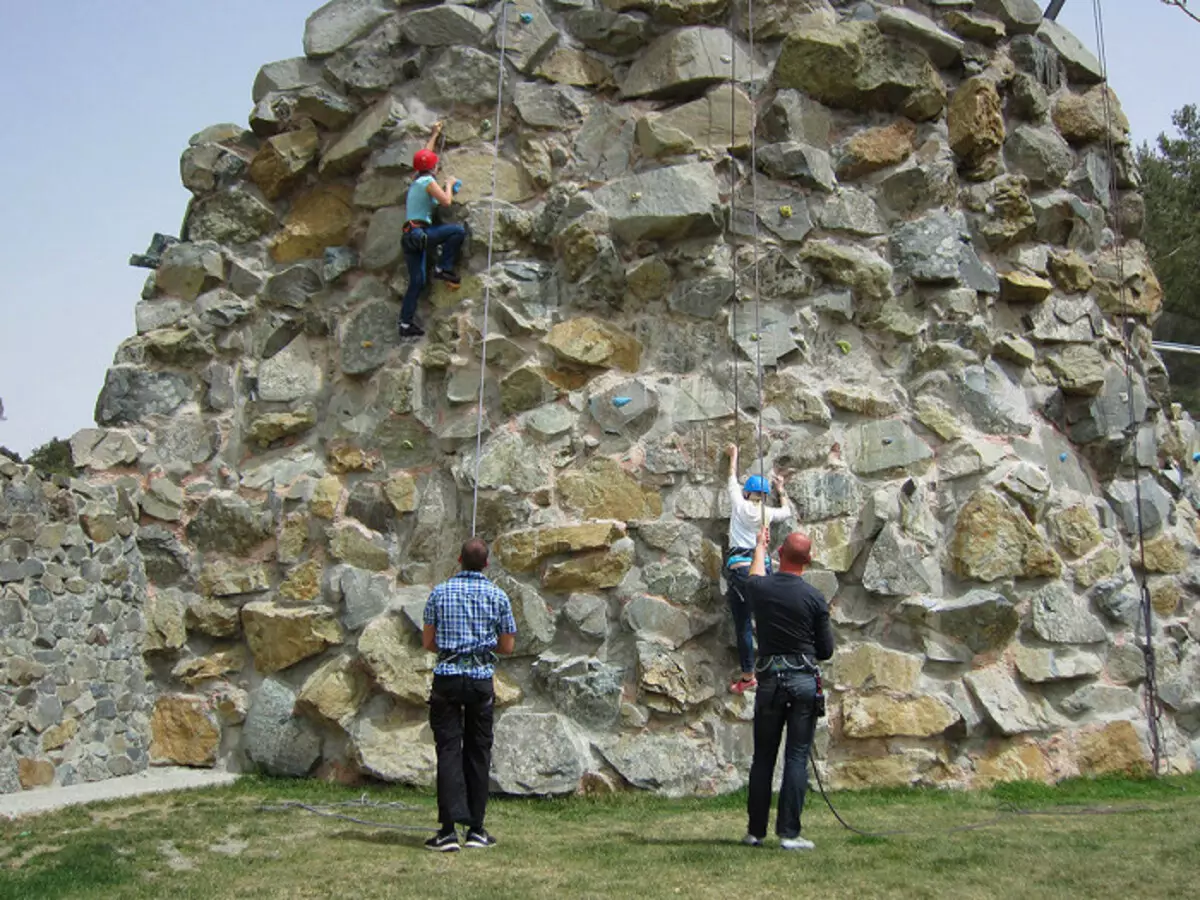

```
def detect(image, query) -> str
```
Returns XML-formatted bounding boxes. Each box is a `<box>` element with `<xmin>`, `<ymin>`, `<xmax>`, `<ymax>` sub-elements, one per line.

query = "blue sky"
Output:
<box><xmin>0</xmin><ymin>0</ymin><xmax>1195</xmax><ymax>455</ymax></box>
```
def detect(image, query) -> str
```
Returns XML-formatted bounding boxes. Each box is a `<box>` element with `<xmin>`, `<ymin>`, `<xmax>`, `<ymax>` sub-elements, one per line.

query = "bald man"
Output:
<box><xmin>740</xmin><ymin>525</ymin><xmax>834</xmax><ymax>850</ymax></box>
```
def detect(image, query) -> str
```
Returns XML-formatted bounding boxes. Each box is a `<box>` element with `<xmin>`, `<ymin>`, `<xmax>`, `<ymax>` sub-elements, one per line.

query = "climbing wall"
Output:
<box><xmin>7</xmin><ymin>0</ymin><xmax>1199</xmax><ymax>795</ymax></box>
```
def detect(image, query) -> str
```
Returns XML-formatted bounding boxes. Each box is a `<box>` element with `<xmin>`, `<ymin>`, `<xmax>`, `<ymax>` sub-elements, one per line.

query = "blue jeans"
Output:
<box><xmin>726</xmin><ymin>565</ymin><xmax>755</xmax><ymax>674</ymax></box>
<box><xmin>400</xmin><ymin>223</ymin><xmax>465</xmax><ymax>324</ymax></box>
<box><xmin>747</xmin><ymin>670</ymin><xmax>818</xmax><ymax>840</ymax></box>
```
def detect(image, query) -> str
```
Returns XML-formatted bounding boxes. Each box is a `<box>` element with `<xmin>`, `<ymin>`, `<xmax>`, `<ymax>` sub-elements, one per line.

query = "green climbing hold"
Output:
<box><xmin>779</xmin><ymin>205</ymin><xmax>793</xmax><ymax>219</ymax></box>
<box><xmin>836</xmin><ymin>340</ymin><xmax>852</xmax><ymax>354</ymax></box>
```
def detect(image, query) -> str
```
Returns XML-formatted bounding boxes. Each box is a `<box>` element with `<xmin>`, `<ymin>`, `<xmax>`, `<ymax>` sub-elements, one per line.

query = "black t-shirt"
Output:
<box><xmin>746</xmin><ymin>572</ymin><xmax>834</xmax><ymax>661</ymax></box>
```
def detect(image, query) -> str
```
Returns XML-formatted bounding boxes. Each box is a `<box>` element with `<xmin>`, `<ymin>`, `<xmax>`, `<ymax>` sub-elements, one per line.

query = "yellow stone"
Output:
<box><xmin>149</xmin><ymin>695</ymin><xmax>220</xmax><ymax>767</ymax></box>
<box><xmin>1149</xmin><ymin>578</ymin><xmax>1181</xmax><ymax>616</ymax></box>
<box><xmin>1047</xmin><ymin>250</ymin><xmax>1094</xmax><ymax>294</ymax></box>
<box><xmin>1073</xmin><ymin>546</ymin><xmax>1120</xmax><ymax>588</ymax></box>
<box><xmin>328</xmin><ymin>445</ymin><xmax>373</xmax><ymax>473</ymax></box>
<box><xmin>270</xmin><ymin>185</ymin><xmax>354</xmax><ymax>263</ymax></box>
<box><xmin>1048</xmin><ymin>504</ymin><xmax>1103</xmax><ymax>559</ymax></box>
<box><xmin>494</xmin><ymin>671</ymin><xmax>524</xmax><ymax>706</ymax></box>
<box><xmin>828</xmin><ymin>644</ymin><xmax>923</xmax><ymax>693</ymax></box>
<box><xmin>1076</xmin><ymin>721</ymin><xmax>1148</xmax><ymax>776</ymax></box>
<box><xmin>1137</xmin><ymin>533</ymin><xmax>1187</xmax><ymax>574</ymax></box>
<box><xmin>974</xmin><ymin>741</ymin><xmax>1050</xmax><ymax>787</ymax></box>
<box><xmin>249</xmin><ymin>124</ymin><xmax>320</xmax><ymax>199</ymax></box>
<box><xmin>384</xmin><ymin>472</ymin><xmax>418</xmax><ymax>514</ymax></box>
<box><xmin>171</xmin><ymin>648</ymin><xmax>247</xmax><ymax>687</ymax></box>
<box><xmin>18</xmin><ymin>758</ymin><xmax>55</xmax><ymax>789</ymax></box>
<box><xmin>999</xmin><ymin>270</ymin><xmax>1054</xmax><ymax>304</ymax></box>
<box><xmin>535</xmin><ymin>47</ymin><xmax>612</xmax><ymax>86</ymax></box>
<box><xmin>278</xmin><ymin>513</ymin><xmax>309</xmax><ymax>564</ymax></box>
<box><xmin>442</xmin><ymin>149</ymin><xmax>534</xmax><ymax>204</ymax></box>
<box><xmin>828</xmin><ymin>754</ymin><xmax>922</xmax><ymax>790</ymax></box>
<box><xmin>311</xmin><ymin>475</ymin><xmax>343</xmax><ymax>519</ymax></box>
<box><xmin>838</xmin><ymin>120</ymin><xmax>917</xmax><ymax>179</ymax></box>
<box><xmin>557</xmin><ymin>459</ymin><xmax>662</xmax><ymax>522</ymax></box>
<box><xmin>841</xmin><ymin>694</ymin><xmax>960</xmax><ymax>738</ymax></box>
<box><xmin>543</xmin><ymin>317</ymin><xmax>643</xmax><ymax>372</ymax></box>
<box><xmin>915</xmin><ymin>396</ymin><xmax>963</xmax><ymax>441</ymax></box>
<box><xmin>242</xmin><ymin>602</ymin><xmax>343</xmax><ymax>674</ymax></box>
<box><xmin>358</xmin><ymin>614</ymin><xmax>435</xmax><ymax>706</ymax></box>
<box><xmin>543</xmin><ymin>545</ymin><xmax>635</xmax><ymax>592</ymax></box>
<box><xmin>297</xmin><ymin>654</ymin><xmax>369</xmax><ymax>725</ymax></box>
<box><xmin>279</xmin><ymin>559</ymin><xmax>323</xmax><ymax>604</ymax></box>
<box><xmin>948</xmin><ymin>489</ymin><xmax>1062</xmax><ymax>582</ymax></box>
<box><xmin>494</xmin><ymin>522</ymin><xmax>624</xmax><ymax>573</ymax></box>
<box><xmin>41</xmin><ymin>719</ymin><xmax>79</xmax><ymax>752</ymax></box>
<box><xmin>948</xmin><ymin>77</ymin><xmax>1004</xmax><ymax>167</ymax></box>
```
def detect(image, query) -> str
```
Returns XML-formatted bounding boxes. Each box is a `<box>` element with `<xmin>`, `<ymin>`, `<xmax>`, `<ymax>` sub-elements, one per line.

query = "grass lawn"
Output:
<box><xmin>2</xmin><ymin>773</ymin><xmax>1199</xmax><ymax>900</ymax></box>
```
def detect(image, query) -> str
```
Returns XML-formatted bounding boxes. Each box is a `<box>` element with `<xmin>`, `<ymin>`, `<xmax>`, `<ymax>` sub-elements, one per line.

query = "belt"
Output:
<box><xmin>403</xmin><ymin>220</ymin><xmax>431</xmax><ymax>231</ymax></box>
<box><xmin>437</xmin><ymin>649</ymin><xmax>497</xmax><ymax>669</ymax></box>
<box><xmin>755</xmin><ymin>653</ymin><xmax>818</xmax><ymax>674</ymax></box>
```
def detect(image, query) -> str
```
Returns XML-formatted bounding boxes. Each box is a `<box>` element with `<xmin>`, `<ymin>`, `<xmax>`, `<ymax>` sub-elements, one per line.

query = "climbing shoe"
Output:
<box><xmin>399</xmin><ymin>320</ymin><xmax>425</xmax><ymax>339</ymax></box>
<box><xmin>433</xmin><ymin>268</ymin><xmax>461</xmax><ymax>288</ymax></box>
<box><xmin>425</xmin><ymin>827</ymin><xmax>460</xmax><ymax>852</ymax></box>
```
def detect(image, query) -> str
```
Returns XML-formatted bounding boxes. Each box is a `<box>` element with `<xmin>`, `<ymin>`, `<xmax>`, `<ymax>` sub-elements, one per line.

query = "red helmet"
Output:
<box><xmin>413</xmin><ymin>149</ymin><xmax>439</xmax><ymax>172</ymax></box>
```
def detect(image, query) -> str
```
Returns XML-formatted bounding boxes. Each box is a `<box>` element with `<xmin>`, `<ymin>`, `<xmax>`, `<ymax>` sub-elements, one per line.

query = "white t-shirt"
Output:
<box><xmin>727</xmin><ymin>473</ymin><xmax>791</xmax><ymax>550</ymax></box>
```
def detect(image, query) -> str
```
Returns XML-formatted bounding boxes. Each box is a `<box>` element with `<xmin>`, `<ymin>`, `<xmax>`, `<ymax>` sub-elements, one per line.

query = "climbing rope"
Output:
<box><xmin>468</xmin><ymin>0</ymin><xmax>512</xmax><ymax>537</ymax></box>
<box><xmin>728</xmin><ymin>13</ymin><xmax>740</xmax><ymax>436</ymax></box>
<box><xmin>259</xmin><ymin>797</ymin><xmax>434</xmax><ymax>833</ymax></box>
<box><xmin>746</xmin><ymin>0</ymin><xmax>767</xmax><ymax>505</ymax></box>
<box><xmin>1091</xmin><ymin>0</ymin><xmax>1165</xmax><ymax>775</ymax></box>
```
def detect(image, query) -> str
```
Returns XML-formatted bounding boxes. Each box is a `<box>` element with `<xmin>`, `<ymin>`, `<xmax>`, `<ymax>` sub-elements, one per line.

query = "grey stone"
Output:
<box><xmin>304</xmin><ymin>0</ymin><xmax>392</xmax><ymax>57</ymax></box>
<box><xmin>599</xmin><ymin>732</ymin><xmax>735</xmax><ymax>798</ymax></box>
<box><xmin>258</xmin><ymin>336</ymin><xmax>322</xmax><ymax>402</ymax></box>
<box><xmin>737</xmin><ymin>183</ymin><xmax>813</xmax><ymax>245</ymax></box>
<box><xmin>660</xmin><ymin>374</ymin><xmax>734</xmax><ymax>423</ymax></box>
<box><xmin>565</xmin><ymin>9</ymin><xmax>646</xmax><ymax>57</ymax></box>
<box><xmin>492</xmin><ymin>0</ymin><xmax>558</xmax><ymax>74</ymax></box>
<box><xmin>326</xmin><ymin>17</ymin><xmax>404</xmax><ymax>92</ymax></box>
<box><xmin>976</xmin><ymin>0</ymin><xmax>1043</xmax><ymax>34</ymax></box>
<box><xmin>243</xmin><ymin>678</ymin><xmax>321</xmax><ymax>776</ymax></box>
<box><xmin>877</xmin><ymin>7</ymin><xmax>964</xmax><ymax>67</ymax></box>
<box><xmin>94</xmin><ymin>367</ymin><xmax>192</xmax><ymax>427</ymax></box>
<box><xmin>593</xmin><ymin>163</ymin><xmax>721</xmax><ymax>242</ymax></box>
<box><xmin>1029</xmin><ymin>582</ymin><xmax>1107</xmax><ymax>644</ymax></box>
<box><xmin>70</xmin><ymin>429</ymin><xmax>141</xmax><ymax>471</ymax></box>
<box><xmin>621</xmin><ymin>594</ymin><xmax>694</xmax><ymax>650</ymax></box>
<box><xmin>904</xmin><ymin>589</ymin><xmax>1019</xmax><ymax>654</ymax></box>
<box><xmin>187</xmin><ymin>188</ymin><xmax>277</xmax><ymax>244</ymax></box>
<box><xmin>400</xmin><ymin>5</ymin><xmax>493</xmax><ymax>46</ymax></box>
<box><xmin>361</xmin><ymin>207</ymin><xmax>407</xmax><ymax>271</ymax></box>
<box><xmin>1068</xmin><ymin>151</ymin><xmax>1113</xmax><ymax>208</ymax></box>
<box><xmin>1060</xmin><ymin>683</ymin><xmax>1140</xmax><ymax>719</ymax></box>
<box><xmin>758</xmin><ymin>143</ymin><xmax>837</xmax><ymax>192</ymax></box>
<box><xmin>253</xmin><ymin>57</ymin><xmax>326</xmax><ymax>102</ymax></box>
<box><xmin>422</xmin><ymin>46</ymin><xmax>505</xmax><ymax>106</ymax></box>
<box><xmin>533</xmin><ymin>656</ymin><xmax>624</xmax><ymax>729</ymax></box>
<box><xmin>340</xmin><ymin>299</ymin><xmax>402</xmax><ymax>376</ymax></box>
<box><xmin>491</xmin><ymin>711</ymin><xmax>586</xmax><ymax>795</ymax></box>
<box><xmin>642</xmin><ymin>559</ymin><xmax>707</xmax><ymax>605</ymax></box>
<box><xmin>514</xmin><ymin>82</ymin><xmax>590</xmax><ymax>129</ymax></box>
<box><xmin>156</xmin><ymin>243</ymin><xmax>224</xmax><ymax>300</ymax></box>
<box><xmin>862</xmin><ymin>523</ymin><xmax>943</xmax><ymax>597</ymax></box>
<box><xmin>621</xmin><ymin>27</ymin><xmax>753</xmax><ymax>100</ymax></box>
<box><xmin>845</xmin><ymin>420</ymin><xmax>933</xmax><ymax>476</ymax></box>
<box><xmin>563</xmin><ymin>593</ymin><xmax>608</xmax><ymax>639</ymax></box>
<box><xmin>764</xmin><ymin>90</ymin><xmax>833</xmax><ymax>148</ymax></box>
<box><xmin>1036</xmin><ymin>18</ymin><xmax>1104</xmax><ymax>84</ymax></box>
<box><xmin>788</xmin><ymin>470</ymin><xmax>861</xmax><ymax>523</ymax></box>
<box><xmin>1090</xmin><ymin>578</ymin><xmax>1141</xmax><ymax>626</ymax></box>
<box><xmin>728</xmin><ymin>303</ymin><xmax>798</xmax><ymax>367</ymax></box>
<box><xmin>965</xmin><ymin>665</ymin><xmax>1047</xmax><ymax>735</ymax></box>
<box><xmin>890</xmin><ymin>210</ymin><xmax>977</xmax><ymax>284</ymax></box>
<box><xmin>1014</xmin><ymin>644</ymin><xmax>1103</xmax><ymax>683</ymax></box>
<box><xmin>1064</xmin><ymin>366</ymin><xmax>1149</xmax><ymax>445</ymax></box>
<box><xmin>589</xmin><ymin>380</ymin><xmax>658</xmax><ymax>436</ymax></box>
<box><xmin>816</xmin><ymin>189</ymin><xmax>885</xmax><ymax>237</ymax></box>
<box><xmin>266</xmin><ymin>264</ymin><xmax>323</xmax><ymax>309</ymax></box>
<box><xmin>571</xmin><ymin>105</ymin><xmax>636</xmax><ymax>182</ymax></box>
<box><xmin>1104</xmin><ymin>478</ymin><xmax>1173</xmax><ymax>536</ymax></box>
<box><xmin>135</xmin><ymin>299</ymin><xmax>188</xmax><ymax>334</ymax></box>
<box><xmin>1006</xmin><ymin>125</ymin><xmax>1073</xmax><ymax>188</ymax></box>
<box><xmin>1032</xmin><ymin>192</ymin><xmax>1105</xmax><ymax>251</ymax></box>
<box><xmin>956</xmin><ymin>360</ymin><xmax>1034</xmax><ymax>436</ymax></box>
<box><xmin>185</xmin><ymin>494</ymin><xmax>272</xmax><ymax>554</ymax></box>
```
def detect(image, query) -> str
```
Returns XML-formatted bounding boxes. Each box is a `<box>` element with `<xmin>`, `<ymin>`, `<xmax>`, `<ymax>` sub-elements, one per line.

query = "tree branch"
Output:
<box><xmin>1163</xmin><ymin>0</ymin><xmax>1200</xmax><ymax>25</ymax></box>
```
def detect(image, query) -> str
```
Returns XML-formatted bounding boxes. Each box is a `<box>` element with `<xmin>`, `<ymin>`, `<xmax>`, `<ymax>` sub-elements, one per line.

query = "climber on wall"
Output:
<box><xmin>399</xmin><ymin>121</ymin><xmax>465</xmax><ymax>339</ymax></box>
<box><xmin>725</xmin><ymin>443</ymin><xmax>792</xmax><ymax>695</ymax></box>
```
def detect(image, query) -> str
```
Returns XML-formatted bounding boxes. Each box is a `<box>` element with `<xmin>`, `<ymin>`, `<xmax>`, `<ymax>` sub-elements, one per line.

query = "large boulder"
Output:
<box><xmin>774</xmin><ymin>21</ymin><xmax>946</xmax><ymax>121</ymax></box>
<box><xmin>242</xmin><ymin>603</ymin><xmax>343</xmax><ymax>674</ymax></box>
<box><xmin>621</xmin><ymin>27</ymin><xmax>753</xmax><ymax>100</ymax></box>
<box><xmin>357</xmin><ymin>612</ymin><xmax>435</xmax><ymax>705</ymax></box>
<box><xmin>947</xmin><ymin>490</ymin><xmax>1062</xmax><ymax>582</ymax></box>
<box><xmin>243</xmin><ymin>678</ymin><xmax>322</xmax><ymax>776</ymax></box>
<box><xmin>491</xmin><ymin>711</ymin><xmax>588</xmax><ymax>795</ymax></box>
<box><xmin>304</xmin><ymin>0</ymin><xmax>392</xmax><ymax>57</ymax></box>
<box><xmin>593</xmin><ymin>163</ymin><xmax>722</xmax><ymax>242</ymax></box>
<box><xmin>148</xmin><ymin>695</ymin><xmax>220</xmax><ymax>767</ymax></box>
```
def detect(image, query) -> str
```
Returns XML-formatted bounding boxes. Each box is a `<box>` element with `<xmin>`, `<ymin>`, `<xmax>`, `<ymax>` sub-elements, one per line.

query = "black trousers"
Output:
<box><xmin>428</xmin><ymin>674</ymin><xmax>495</xmax><ymax>830</ymax></box>
<box><xmin>747</xmin><ymin>670</ymin><xmax>818</xmax><ymax>839</ymax></box>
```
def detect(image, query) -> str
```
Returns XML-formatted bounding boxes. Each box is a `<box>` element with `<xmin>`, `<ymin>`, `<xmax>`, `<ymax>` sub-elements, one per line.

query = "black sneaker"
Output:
<box><xmin>433</xmin><ymin>268</ymin><xmax>461</xmax><ymax>288</ymax></box>
<box><xmin>399</xmin><ymin>320</ymin><xmax>425</xmax><ymax>339</ymax></box>
<box><xmin>425</xmin><ymin>827</ymin><xmax>460</xmax><ymax>852</ymax></box>
<box><xmin>464</xmin><ymin>828</ymin><xmax>496</xmax><ymax>849</ymax></box>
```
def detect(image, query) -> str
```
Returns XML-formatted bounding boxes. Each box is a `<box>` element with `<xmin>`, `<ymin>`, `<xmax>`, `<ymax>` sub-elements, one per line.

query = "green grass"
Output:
<box><xmin>2</xmin><ymin>774</ymin><xmax>1199</xmax><ymax>900</ymax></box>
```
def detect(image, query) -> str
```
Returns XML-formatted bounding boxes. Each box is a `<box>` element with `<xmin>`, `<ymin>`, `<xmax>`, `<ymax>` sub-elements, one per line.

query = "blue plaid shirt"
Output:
<box><xmin>423</xmin><ymin>571</ymin><xmax>516</xmax><ymax>678</ymax></box>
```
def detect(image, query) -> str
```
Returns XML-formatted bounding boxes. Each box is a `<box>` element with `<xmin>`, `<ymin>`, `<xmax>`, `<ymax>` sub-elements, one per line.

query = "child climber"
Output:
<box><xmin>399</xmin><ymin>122</ymin><xmax>465</xmax><ymax>339</ymax></box>
<box><xmin>724</xmin><ymin>443</ymin><xmax>793</xmax><ymax>694</ymax></box>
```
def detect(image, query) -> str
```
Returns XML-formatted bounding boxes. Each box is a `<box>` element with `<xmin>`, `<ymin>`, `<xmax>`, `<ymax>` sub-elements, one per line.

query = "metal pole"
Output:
<box><xmin>1045</xmin><ymin>0</ymin><xmax>1068</xmax><ymax>20</ymax></box>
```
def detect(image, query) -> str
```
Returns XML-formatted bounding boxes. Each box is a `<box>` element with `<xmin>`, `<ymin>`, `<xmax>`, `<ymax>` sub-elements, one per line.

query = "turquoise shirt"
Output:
<box><xmin>406</xmin><ymin>174</ymin><xmax>436</xmax><ymax>224</ymax></box>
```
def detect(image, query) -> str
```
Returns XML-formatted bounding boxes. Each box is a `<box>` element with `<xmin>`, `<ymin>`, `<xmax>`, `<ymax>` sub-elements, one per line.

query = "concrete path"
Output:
<box><xmin>0</xmin><ymin>768</ymin><xmax>239</xmax><ymax>820</ymax></box>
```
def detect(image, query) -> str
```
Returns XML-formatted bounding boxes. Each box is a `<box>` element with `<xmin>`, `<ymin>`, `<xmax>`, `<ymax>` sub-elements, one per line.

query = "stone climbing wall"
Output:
<box><xmin>1</xmin><ymin>459</ymin><xmax>152</xmax><ymax>793</ymax></box>
<box><xmin>18</xmin><ymin>0</ymin><xmax>1200</xmax><ymax>795</ymax></box>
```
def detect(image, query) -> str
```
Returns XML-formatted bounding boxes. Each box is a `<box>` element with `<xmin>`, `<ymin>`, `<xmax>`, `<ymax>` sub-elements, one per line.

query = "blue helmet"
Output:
<box><xmin>743</xmin><ymin>474</ymin><xmax>770</xmax><ymax>496</ymax></box>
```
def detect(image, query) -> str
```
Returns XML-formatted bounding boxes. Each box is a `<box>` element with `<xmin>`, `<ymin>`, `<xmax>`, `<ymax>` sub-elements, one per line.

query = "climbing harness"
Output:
<box><xmin>468</xmin><ymin>0</ymin><xmax>512</xmax><ymax>538</ymax></box>
<box><xmin>436</xmin><ymin>648</ymin><xmax>499</xmax><ymax>670</ymax></box>
<box><xmin>753</xmin><ymin>654</ymin><xmax>826</xmax><ymax>718</ymax></box>
<box><xmin>1091</xmin><ymin>0</ymin><xmax>1165</xmax><ymax>775</ymax></box>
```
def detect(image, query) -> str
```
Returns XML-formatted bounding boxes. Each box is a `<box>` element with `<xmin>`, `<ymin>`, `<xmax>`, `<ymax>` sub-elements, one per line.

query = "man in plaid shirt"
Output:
<box><xmin>421</xmin><ymin>537</ymin><xmax>516</xmax><ymax>852</ymax></box>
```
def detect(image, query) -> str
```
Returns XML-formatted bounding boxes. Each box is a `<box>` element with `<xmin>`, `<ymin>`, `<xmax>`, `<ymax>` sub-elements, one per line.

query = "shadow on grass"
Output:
<box><xmin>329</xmin><ymin>828</ymin><xmax>425</xmax><ymax>849</ymax></box>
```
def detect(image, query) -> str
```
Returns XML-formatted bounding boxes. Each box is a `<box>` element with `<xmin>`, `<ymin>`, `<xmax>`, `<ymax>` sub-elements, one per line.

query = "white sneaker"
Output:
<box><xmin>780</xmin><ymin>836</ymin><xmax>815</xmax><ymax>851</ymax></box>
<box><xmin>741</xmin><ymin>833</ymin><xmax>764</xmax><ymax>847</ymax></box>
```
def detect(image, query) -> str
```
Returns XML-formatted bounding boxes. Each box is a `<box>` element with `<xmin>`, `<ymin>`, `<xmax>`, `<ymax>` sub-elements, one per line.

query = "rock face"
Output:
<box><xmin>7</xmin><ymin>2</ymin><xmax>1193</xmax><ymax>799</ymax></box>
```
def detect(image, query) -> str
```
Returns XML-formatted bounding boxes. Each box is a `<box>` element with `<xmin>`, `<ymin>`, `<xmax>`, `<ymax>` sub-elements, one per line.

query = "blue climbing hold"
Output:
<box><xmin>1059</xmin><ymin>452</ymin><xmax>1068</xmax><ymax>462</ymax></box>
<box><xmin>452</xmin><ymin>179</ymin><xmax>463</xmax><ymax>195</ymax></box>
<box><xmin>613</xmin><ymin>397</ymin><xmax>633</xmax><ymax>408</ymax></box>
<box><xmin>520</xmin><ymin>12</ymin><xmax>534</xmax><ymax>23</ymax></box>
<box><xmin>1193</xmin><ymin>452</ymin><xmax>1200</xmax><ymax>463</ymax></box>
